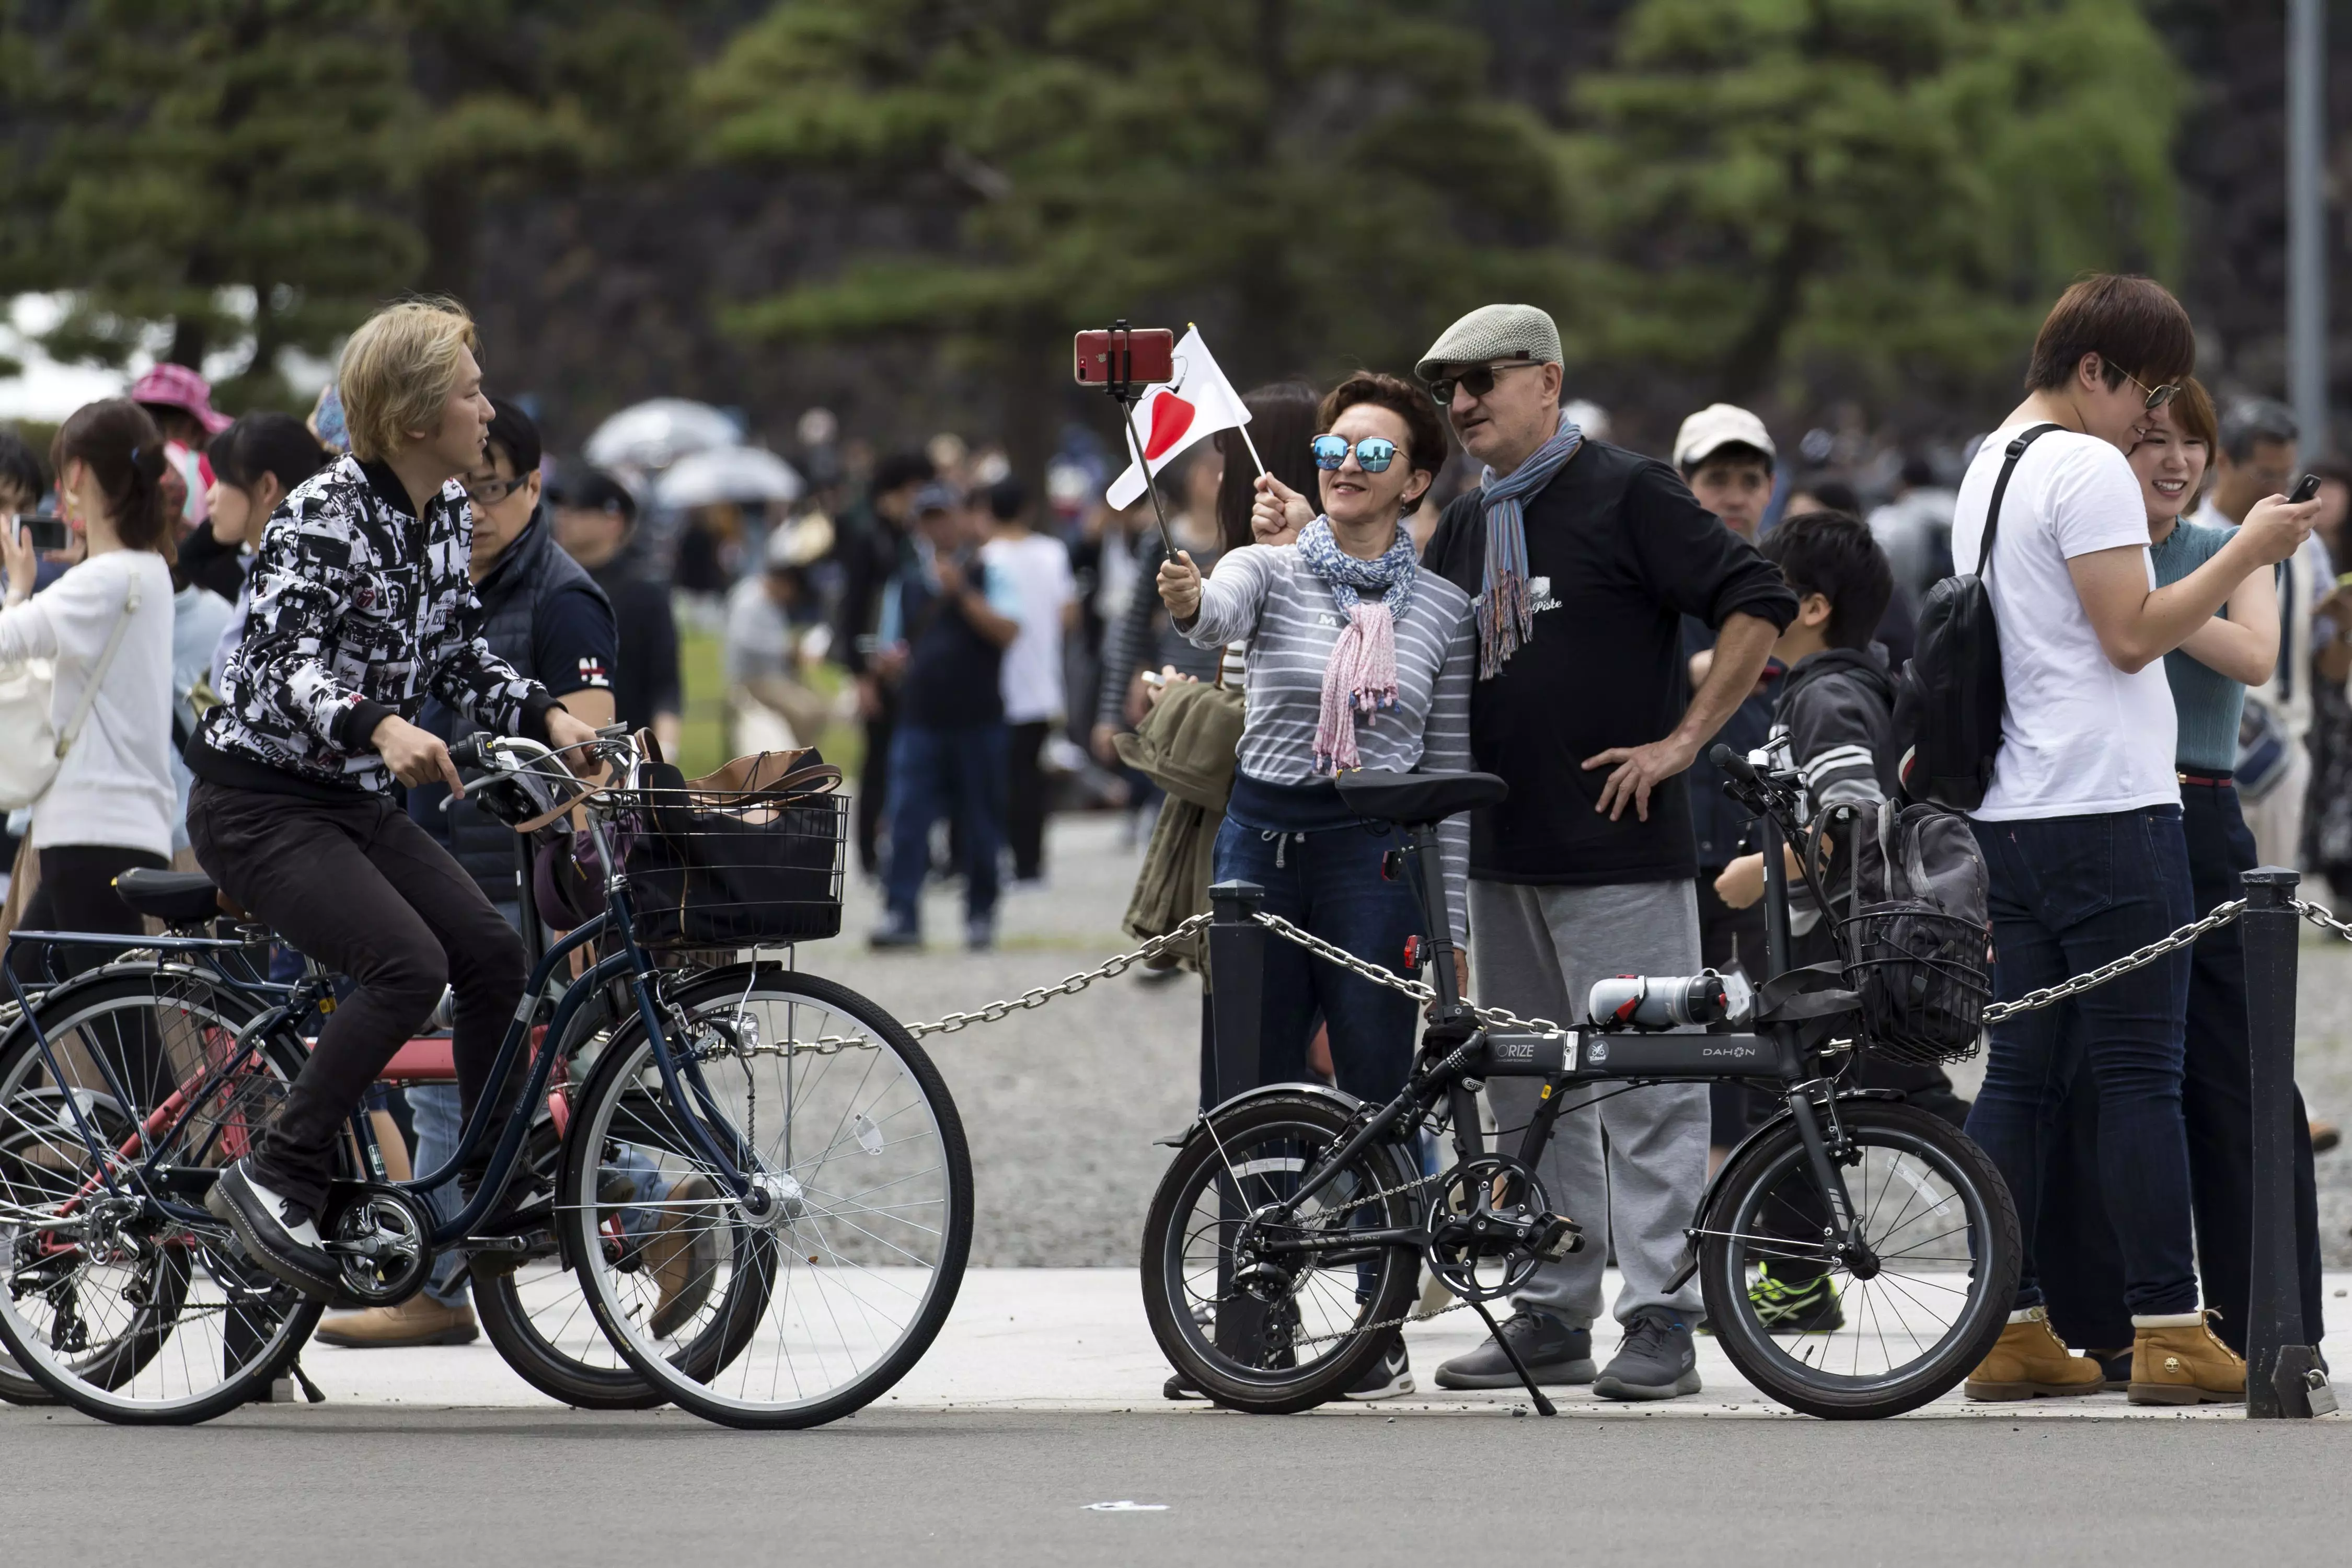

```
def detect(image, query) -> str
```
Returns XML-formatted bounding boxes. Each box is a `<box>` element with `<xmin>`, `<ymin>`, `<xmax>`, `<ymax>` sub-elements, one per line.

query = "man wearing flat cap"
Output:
<box><xmin>1416</xmin><ymin>304</ymin><xmax>1797</xmax><ymax>1401</ymax></box>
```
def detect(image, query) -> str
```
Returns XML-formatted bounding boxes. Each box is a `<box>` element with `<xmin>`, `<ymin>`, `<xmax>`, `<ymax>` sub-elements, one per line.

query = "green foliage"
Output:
<box><xmin>1561</xmin><ymin>0</ymin><xmax>2188</xmax><ymax>404</ymax></box>
<box><xmin>0</xmin><ymin>0</ymin><xmax>702</xmax><ymax>411</ymax></box>
<box><xmin>699</xmin><ymin>0</ymin><xmax>1572</xmax><ymax>393</ymax></box>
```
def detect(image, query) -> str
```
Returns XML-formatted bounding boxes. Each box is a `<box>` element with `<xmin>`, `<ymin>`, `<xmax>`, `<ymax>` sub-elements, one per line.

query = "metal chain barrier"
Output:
<box><xmin>1979</xmin><ymin>900</ymin><xmax>2245</xmax><ymax>1024</ymax></box>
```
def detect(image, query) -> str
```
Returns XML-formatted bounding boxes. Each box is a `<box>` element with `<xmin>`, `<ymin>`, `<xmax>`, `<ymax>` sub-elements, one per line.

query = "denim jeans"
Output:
<box><xmin>1209</xmin><ymin>814</ymin><xmax>1421</xmax><ymax>1108</ymax></box>
<box><xmin>883</xmin><ymin>722</ymin><xmax>1008</xmax><ymax>927</ymax></box>
<box><xmin>1964</xmin><ymin>806</ymin><xmax>2199</xmax><ymax>1317</ymax></box>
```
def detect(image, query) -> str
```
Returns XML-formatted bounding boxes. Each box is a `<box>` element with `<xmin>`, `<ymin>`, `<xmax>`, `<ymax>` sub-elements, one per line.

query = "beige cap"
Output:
<box><xmin>1673</xmin><ymin>404</ymin><xmax>1777</xmax><ymax>470</ymax></box>
<box><xmin>1415</xmin><ymin>303</ymin><xmax>1563</xmax><ymax>383</ymax></box>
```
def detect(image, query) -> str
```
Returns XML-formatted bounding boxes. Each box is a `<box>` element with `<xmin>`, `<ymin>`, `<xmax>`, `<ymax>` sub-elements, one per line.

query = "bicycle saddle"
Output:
<box><xmin>111</xmin><ymin>867</ymin><xmax>232</xmax><ymax>926</ymax></box>
<box><xmin>1333</xmin><ymin>769</ymin><xmax>1508</xmax><ymax>826</ymax></box>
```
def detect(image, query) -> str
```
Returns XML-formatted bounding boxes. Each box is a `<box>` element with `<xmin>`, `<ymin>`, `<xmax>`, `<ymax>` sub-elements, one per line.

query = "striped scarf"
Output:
<box><xmin>1297</xmin><ymin>516</ymin><xmax>1416</xmax><ymax>774</ymax></box>
<box><xmin>1475</xmin><ymin>412</ymin><xmax>1584</xmax><ymax>678</ymax></box>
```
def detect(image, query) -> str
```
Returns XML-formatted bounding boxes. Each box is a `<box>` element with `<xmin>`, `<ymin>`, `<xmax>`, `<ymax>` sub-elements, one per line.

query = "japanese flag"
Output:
<box><xmin>1104</xmin><ymin>327</ymin><xmax>1252</xmax><ymax>509</ymax></box>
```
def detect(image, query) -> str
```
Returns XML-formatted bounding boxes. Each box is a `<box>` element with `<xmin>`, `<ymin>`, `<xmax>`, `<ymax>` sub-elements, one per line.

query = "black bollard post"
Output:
<box><xmin>1205</xmin><ymin>880</ymin><xmax>1269</xmax><ymax>1368</ymax></box>
<box><xmin>2241</xmin><ymin>867</ymin><xmax>2316</xmax><ymax>1419</ymax></box>
<box><xmin>1206</xmin><ymin>880</ymin><xmax>1266</xmax><ymax>1108</ymax></box>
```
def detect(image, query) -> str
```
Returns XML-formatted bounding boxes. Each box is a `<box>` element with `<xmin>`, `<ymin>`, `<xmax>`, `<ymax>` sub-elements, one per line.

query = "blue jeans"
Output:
<box><xmin>1210</xmin><ymin>815</ymin><xmax>1422</xmax><ymax>1108</ymax></box>
<box><xmin>1964</xmin><ymin>806</ymin><xmax>2198</xmax><ymax>1317</ymax></box>
<box><xmin>883</xmin><ymin>723</ymin><xmax>1008</xmax><ymax>927</ymax></box>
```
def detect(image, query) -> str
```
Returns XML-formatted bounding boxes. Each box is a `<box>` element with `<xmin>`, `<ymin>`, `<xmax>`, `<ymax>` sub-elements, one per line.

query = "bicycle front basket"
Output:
<box><xmin>627</xmin><ymin>755</ymin><xmax>847</xmax><ymax>949</ymax></box>
<box><xmin>1838</xmin><ymin>903</ymin><xmax>1991</xmax><ymax>1067</ymax></box>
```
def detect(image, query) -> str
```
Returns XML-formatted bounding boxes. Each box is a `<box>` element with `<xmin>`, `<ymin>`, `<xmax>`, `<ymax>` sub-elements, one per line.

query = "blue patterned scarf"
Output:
<box><xmin>1297</xmin><ymin>516</ymin><xmax>1416</xmax><ymax>773</ymax></box>
<box><xmin>1296</xmin><ymin>515</ymin><xmax>1416</xmax><ymax>621</ymax></box>
<box><xmin>1475</xmin><ymin>412</ymin><xmax>1584</xmax><ymax>678</ymax></box>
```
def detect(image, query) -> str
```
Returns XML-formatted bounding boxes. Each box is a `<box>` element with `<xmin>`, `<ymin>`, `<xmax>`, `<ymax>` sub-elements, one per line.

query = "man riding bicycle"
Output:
<box><xmin>190</xmin><ymin>298</ymin><xmax>599</xmax><ymax>1299</ymax></box>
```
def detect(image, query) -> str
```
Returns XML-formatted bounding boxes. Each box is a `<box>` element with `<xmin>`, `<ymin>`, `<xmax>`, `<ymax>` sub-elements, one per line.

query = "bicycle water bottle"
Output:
<box><xmin>1586</xmin><ymin>969</ymin><xmax>1752</xmax><ymax>1030</ymax></box>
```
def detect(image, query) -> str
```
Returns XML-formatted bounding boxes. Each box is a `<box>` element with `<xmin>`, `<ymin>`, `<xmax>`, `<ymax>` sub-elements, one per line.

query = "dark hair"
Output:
<box><xmin>550</xmin><ymin>464</ymin><xmax>637</xmax><ymax>525</ymax></box>
<box><xmin>1681</xmin><ymin>442</ymin><xmax>1772</xmax><ymax>478</ymax></box>
<box><xmin>2218</xmin><ymin>397</ymin><xmax>2298</xmax><ymax>464</ymax></box>
<box><xmin>1217</xmin><ymin>381</ymin><xmax>1322</xmax><ymax>551</ymax></box>
<box><xmin>1759</xmin><ymin>511</ymin><xmax>1892</xmax><ymax>651</ymax></box>
<box><xmin>1316</xmin><ymin>371</ymin><xmax>1449</xmax><ymax>477</ymax></box>
<box><xmin>871</xmin><ymin>451</ymin><xmax>936</xmax><ymax>498</ymax></box>
<box><xmin>2164</xmin><ymin>377</ymin><xmax>2220</xmax><ymax>457</ymax></box>
<box><xmin>483</xmin><ymin>397</ymin><xmax>542</xmax><ymax>478</ymax></box>
<box><xmin>205</xmin><ymin>412</ymin><xmax>330</xmax><ymax>499</ymax></box>
<box><xmin>52</xmin><ymin>398</ymin><xmax>173</xmax><ymax>557</ymax></box>
<box><xmin>0</xmin><ymin>429</ymin><xmax>44</xmax><ymax>505</ymax></box>
<box><xmin>1791</xmin><ymin>475</ymin><xmax>1861</xmax><ymax>517</ymax></box>
<box><xmin>985</xmin><ymin>475</ymin><xmax>1027</xmax><ymax>522</ymax></box>
<box><xmin>1899</xmin><ymin>453</ymin><xmax>1936</xmax><ymax>490</ymax></box>
<box><xmin>2024</xmin><ymin>274</ymin><xmax>2195</xmax><ymax>394</ymax></box>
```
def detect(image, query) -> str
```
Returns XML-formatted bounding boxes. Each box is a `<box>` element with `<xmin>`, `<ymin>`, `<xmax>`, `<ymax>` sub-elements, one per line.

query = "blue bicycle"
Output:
<box><xmin>0</xmin><ymin>731</ymin><xmax>972</xmax><ymax>1427</ymax></box>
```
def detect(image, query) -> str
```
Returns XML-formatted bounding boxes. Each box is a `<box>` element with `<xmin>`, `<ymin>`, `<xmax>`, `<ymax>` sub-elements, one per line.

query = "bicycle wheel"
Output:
<box><xmin>0</xmin><ymin>970</ymin><xmax>344</xmax><ymax>1423</ymax></box>
<box><xmin>1141</xmin><ymin>1090</ymin><xmax>1421</xmax><ymax>1413</ymax></box>
<box><xmin>1699</xmin><ymin>1098</ymin><xmax>2019</xmax><ymax>1419</ymax></box>
<box><xmin>559</xmin><ymin>965</ymin><xmax>971</xmax><ymax>1428</ymax></box>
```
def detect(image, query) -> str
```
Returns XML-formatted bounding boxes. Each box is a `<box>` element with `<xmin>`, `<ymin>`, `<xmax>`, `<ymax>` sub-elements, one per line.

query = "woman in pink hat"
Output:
<box><xmin>130</xmin><ymin>362</ymin><xmax>233</xmax><ymax>528</ymax></box>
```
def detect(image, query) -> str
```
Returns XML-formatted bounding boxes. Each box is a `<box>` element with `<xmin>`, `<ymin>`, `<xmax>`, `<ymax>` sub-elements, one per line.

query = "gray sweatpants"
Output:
<box><xmin>1469</xmin><ymin>877</ymin><xmax>1709</xmax><ymax>1329</ymax></box>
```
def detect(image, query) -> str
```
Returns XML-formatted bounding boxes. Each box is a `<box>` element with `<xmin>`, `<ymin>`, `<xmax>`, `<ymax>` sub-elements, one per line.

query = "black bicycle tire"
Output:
<box><xmin>1699</xmin><ymin>1099</ymin><xmax>2020</xmax><ymax>1420</ymax></box>
<box><xmin>1140</xmin><ymin>1091</ymin><xmax>1419</xmax><ymax>1414</ymax></box>
<box><xmin>0</xmin><ymin>972</ymin><xmax>335</xmax><ymax>1425</ymax></box>
<box><xmin>560</xmin><ymin>964</ymin><xmax>972</xmax><ymax>1429</ymax></box>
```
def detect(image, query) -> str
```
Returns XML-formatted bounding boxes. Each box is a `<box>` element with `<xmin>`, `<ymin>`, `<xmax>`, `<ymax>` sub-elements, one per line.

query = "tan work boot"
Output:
<box><xmin>2127</xmin><ymin>1311</ymin><xmax>2244</xmax><ymax>1405</ymax></box>
<box><xmin>314</xmin><ymin>1294</ymin><xmax>479</xmax><ymax>1348</ymax></box>
<box><xmin>644</xmin><ymin>1175</ymin><xmax>721</xmax><ymax>1339</ymax></box>
<box><xmin>1963</xmin><ymin>1305</ymin><xmax>2108</xmax><ymax>1400</ymax></box>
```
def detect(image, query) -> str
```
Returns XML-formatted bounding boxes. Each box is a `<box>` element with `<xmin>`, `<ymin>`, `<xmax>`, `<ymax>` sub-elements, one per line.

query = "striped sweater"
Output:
<box><xmin>1180</xmin><ymin>542</ymin><xmax>1475</xmax><ymax>940</ymax></box>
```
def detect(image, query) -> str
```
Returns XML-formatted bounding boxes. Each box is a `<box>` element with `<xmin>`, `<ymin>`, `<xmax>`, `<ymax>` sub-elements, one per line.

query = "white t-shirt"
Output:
<box><xmin>1951</xmin><ymin>423</ymin><xmax>2178</xmax><ymax>821</ymax></box>
<box><xmin>982</xmin><ymin>532</ymin><xmax>1075</xmax><ymax>723</ymax></box>
<box><xmin>0</xmin><ymin>549</ymin><xmax>177</xmax><ymax>858</ymax></box>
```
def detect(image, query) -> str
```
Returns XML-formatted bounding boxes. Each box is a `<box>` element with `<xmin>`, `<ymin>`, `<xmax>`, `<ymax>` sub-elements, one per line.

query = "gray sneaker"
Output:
<box><xmin>1432</xmin><ymin>1309</ymin><xmax>1595</xmax><ymax>1389</ymax></box>
<box><xmin>1593</xmin><ymin>1310</ymin><xmax>1701</xmax><ymax>1400</ymax></box>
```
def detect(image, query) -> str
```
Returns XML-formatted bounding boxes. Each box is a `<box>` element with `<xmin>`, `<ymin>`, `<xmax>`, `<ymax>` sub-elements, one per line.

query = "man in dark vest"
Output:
<box><xmin>315</xmin><ymin>400</ymin><xmax>647</xmax><ymax>1347</ymax></box>
<box><xmin>871</xmin><ymin>482</ymin><xmax>1023</xmax><ymax>950</ymax></box>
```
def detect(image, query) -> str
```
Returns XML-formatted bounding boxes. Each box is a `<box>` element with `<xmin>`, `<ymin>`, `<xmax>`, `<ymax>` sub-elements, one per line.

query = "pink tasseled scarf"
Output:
<box><xmin>1313</xmin><ymin>600</ymin><xmax>1400</xmax><ymax>774</ymax></box>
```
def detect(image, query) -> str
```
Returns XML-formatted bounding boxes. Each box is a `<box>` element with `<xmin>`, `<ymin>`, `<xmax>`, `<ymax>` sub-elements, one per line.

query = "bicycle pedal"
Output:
<box><xmin>1535</xmin><ymin>1214</ymin><xmax>1584</xmax><ymax>1261</ymax></box>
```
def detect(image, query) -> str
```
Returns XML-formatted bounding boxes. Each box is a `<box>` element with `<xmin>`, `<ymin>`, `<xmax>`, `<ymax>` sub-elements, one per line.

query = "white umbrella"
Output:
<box><xmin>583</xmin><ymin>398</ymin><xmax>742</xmax><ymax>472</ymax></box>
<box><xmin>652</xmin><ymin>445</ymin><xmax>806</xmax><ymax>511</ymax></box>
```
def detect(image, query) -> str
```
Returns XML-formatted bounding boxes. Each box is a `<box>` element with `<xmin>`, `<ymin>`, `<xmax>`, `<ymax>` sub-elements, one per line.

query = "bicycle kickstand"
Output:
<box><xmin>1465</xmin><ymin>1297</ymin><xmax>1556</xmax><ymax>1417</ymax></box>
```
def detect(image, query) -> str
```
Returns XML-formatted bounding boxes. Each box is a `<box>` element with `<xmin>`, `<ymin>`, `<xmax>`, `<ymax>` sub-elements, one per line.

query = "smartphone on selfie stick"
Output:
<box><xmin>1074</xmin><ymin>320</ymin><xmax>1180</xmax><ymax>557</ymax></box>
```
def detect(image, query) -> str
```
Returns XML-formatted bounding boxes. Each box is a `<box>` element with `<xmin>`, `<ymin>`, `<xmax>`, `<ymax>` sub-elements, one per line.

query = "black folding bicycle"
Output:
<box><xmin>1141</xmin><ymin>748</ymin><xmax>2022</xmax><ymax>1419</ymax></box>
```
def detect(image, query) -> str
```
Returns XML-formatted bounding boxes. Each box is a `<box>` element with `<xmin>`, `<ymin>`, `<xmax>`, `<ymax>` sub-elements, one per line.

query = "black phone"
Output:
<box><xmin>2289</xmin><ymin>473</ymin><xmax>2322</xmax><ymax>505</ymax></box>
<box><xmin>20</xmin><ymin>512</ymin><xmax>70</xmax><ymax>552</ymax></box>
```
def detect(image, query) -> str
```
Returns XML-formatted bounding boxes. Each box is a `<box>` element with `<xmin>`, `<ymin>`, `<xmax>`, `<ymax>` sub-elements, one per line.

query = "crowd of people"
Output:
<box><xmin>0</xmin><ymin>270</ymin><xmax>2342</xmax><ymax>1397</ymax></box>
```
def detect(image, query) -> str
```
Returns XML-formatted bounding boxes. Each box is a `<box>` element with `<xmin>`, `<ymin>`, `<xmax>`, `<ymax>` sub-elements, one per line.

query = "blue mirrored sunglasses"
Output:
<box><xmin>1311</xmin><ymin>434</ymin><xmax>1398</xmax><ymax>473</ymax></box>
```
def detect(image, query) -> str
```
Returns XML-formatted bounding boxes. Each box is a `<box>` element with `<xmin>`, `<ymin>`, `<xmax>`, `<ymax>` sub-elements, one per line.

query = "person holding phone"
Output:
<box><xmin>0</xmin><ymin>400</ymin><xmax>180</xmax><ymax>985</ymax></box>
<box><xmin>1156</xmin><ymin>370</ymin><xmax>1474</xmax><ymax>1401</ymax></box>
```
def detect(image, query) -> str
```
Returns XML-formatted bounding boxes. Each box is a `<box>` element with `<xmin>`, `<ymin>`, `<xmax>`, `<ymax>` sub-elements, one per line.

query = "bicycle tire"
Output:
<box><xmin>0</xmin><ymin>970</ymin><xmax>340</xmax><ymax>1424</ymax></box>
<box><xmin>560</xmin><ymin>965</ymin><xmax>971</xmax><ymax>1429</ymax></box>
<box><xmin>1140</xmin><ymin>1090</ymin><xmax>1420</xmax><ymax>1414</ymax></box>
<box><xmin>1699</xmin><ymin>1099</ymin><xmax>2020</xmax><ymax>1419</ymax></box>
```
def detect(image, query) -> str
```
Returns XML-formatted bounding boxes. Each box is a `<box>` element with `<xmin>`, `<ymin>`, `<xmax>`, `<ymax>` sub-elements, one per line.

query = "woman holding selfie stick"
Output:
<box><xmin>1156</xmin><ymin>371</ymin><xmax>1474</xmax><ymax>1400</ymax></box>
<box><xmin>0</xmin><ymin>399</ymin><xmax>178</xmax><ymax>987</ymax></box>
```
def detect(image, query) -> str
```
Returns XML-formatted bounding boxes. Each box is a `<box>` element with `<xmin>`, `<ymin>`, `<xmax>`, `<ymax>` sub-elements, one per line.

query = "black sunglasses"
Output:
<box><xmin>2120</xmin><ymin>368</ymin><xmax>2181</xmax><ymax>412</ymax></box>
<box><xmin>462</xmin><ymin>472</ymin><xmax>533</xmax><ymax>507</ymax></box>
<box><xmin>1426</xmin><ymin>360</ymin><xmax>1542</xmax><ymax>405</ymax></box>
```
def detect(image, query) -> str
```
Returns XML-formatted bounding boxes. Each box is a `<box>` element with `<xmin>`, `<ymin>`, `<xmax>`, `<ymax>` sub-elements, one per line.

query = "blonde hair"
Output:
<box><xmin>337</xmin><ymin>298</ymin><xmax>480</xmax><ymax>462</ymax></box>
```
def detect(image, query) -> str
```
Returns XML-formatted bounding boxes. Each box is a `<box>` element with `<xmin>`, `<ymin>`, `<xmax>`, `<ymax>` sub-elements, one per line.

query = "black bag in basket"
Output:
<box><xmin>630</xmin><ymin>748</ymin><xmax>846</xmax><ymax>947</ymax></box>
<box><xmin>1818</xmin><ymin>796</ymin><xmax>1993</xmax><ymax>1065</ymax></box>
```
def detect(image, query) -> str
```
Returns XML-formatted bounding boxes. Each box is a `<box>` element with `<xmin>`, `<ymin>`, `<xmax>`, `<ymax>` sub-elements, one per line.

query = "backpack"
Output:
<box><xmin>1806</xmin><ymin>797</ymin><xmax>1992</xmax><ymax>1065</ymax></box>
<box><xmin>1893</xmin><ymin>422</ymin><xmax>2061</xmax><ymax>809</ymax></box>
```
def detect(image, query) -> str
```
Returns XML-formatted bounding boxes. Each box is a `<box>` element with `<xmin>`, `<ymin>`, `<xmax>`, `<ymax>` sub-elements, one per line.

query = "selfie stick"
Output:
<box><xmin>1103</xmin><ymin>318</ymin><xmax>1179</xmax><ymax>558</ymax></box>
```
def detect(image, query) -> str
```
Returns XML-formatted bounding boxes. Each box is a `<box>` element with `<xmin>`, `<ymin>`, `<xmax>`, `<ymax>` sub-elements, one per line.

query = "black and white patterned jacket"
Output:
<box><xmin>192</xmin><ymin>454</ymin><xmax>557</xmax><ymax>797</ymax></box>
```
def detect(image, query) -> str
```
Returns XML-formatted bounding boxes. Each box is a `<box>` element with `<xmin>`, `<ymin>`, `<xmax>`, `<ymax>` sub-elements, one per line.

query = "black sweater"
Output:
<box><xmin>1420</xmin><ymin>439</ymin><xmax>1797</xmax><ymax>886</ymax></box>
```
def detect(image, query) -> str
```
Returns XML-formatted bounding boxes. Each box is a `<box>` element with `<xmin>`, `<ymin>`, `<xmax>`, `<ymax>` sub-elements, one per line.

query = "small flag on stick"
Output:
<box><xmin>1105</xmin><ymin>326</ymin><xmax>1254</xmax><ymax>508</ymax></box>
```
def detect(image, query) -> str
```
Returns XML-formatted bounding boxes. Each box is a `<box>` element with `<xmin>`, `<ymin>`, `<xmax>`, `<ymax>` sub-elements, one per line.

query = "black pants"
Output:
<box><xmin>1697</xmin><ymin>870</ymin><xmax>1771</xmax><ymax>1146</ymax></box>
<box><xmin>2038</xmin><ymin>781</ymin><xmax>2325</xmax><ymax>1354</ymax></box>
<box><xmin>11</xmin><ymin>843</ymin><xmax>170</xmax><ymax>1102</ymax></box>
<box><xmin>1005</xmin><ymin>719</ymin><xmax>1052</xmax><ymax>882</ymax></box>
<box><xmin>187</xmin><ymin>781</ymin><xmax>528</xmax><ymax>1220</ymax></box>
<box><xmin>856</xmin><ymin>704</ymin><xmax>897</xmax><ymax>877</ymax></box>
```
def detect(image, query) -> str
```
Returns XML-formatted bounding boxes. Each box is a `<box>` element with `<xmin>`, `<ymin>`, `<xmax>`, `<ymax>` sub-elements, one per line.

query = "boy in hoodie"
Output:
<box><xmin>1711</xmin><ymin>510</ymin><xmax>1967</xmax><ymax>1329</ymax></box>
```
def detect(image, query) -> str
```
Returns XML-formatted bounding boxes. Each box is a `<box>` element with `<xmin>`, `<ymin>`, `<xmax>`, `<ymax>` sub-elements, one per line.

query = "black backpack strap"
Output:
<box><xmin>1976</xmin><ymin>421</ymin><xmax>2065</xmax><ymax>577</ymax></box>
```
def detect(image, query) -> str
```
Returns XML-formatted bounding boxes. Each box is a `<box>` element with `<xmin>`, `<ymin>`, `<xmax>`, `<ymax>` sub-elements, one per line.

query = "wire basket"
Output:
<box><xmin>624</xmin><ymin>783</ymin><xmax>847</xmax><ymax>950</ymax></box>
<box><xmin>1837</xmin><ymin>904</ymin><xmax>1991</xmax><ymax>1066</ymax></box>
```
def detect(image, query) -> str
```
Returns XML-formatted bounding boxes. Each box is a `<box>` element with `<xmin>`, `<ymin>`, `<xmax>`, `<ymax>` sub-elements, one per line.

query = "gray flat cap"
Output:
<box><xmin>1415</xmin><ymin>303</ymin><xmax>1562</xmax><ymax>383</ymax></box>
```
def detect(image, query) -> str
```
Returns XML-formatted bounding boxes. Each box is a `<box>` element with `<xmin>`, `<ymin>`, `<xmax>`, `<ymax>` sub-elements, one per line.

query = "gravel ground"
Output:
<box><xmin>814</xmin><ymin>810</ymin><xmax>2352</xmax><ymax>1267</ymax></box>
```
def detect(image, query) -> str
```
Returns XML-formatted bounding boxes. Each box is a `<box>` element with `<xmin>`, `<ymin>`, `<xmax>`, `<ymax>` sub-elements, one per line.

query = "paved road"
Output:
<box><xmin>4</xmin><ymin>1404</ymin><xmax>2347</xmax><ymax>1566</ymax></box>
